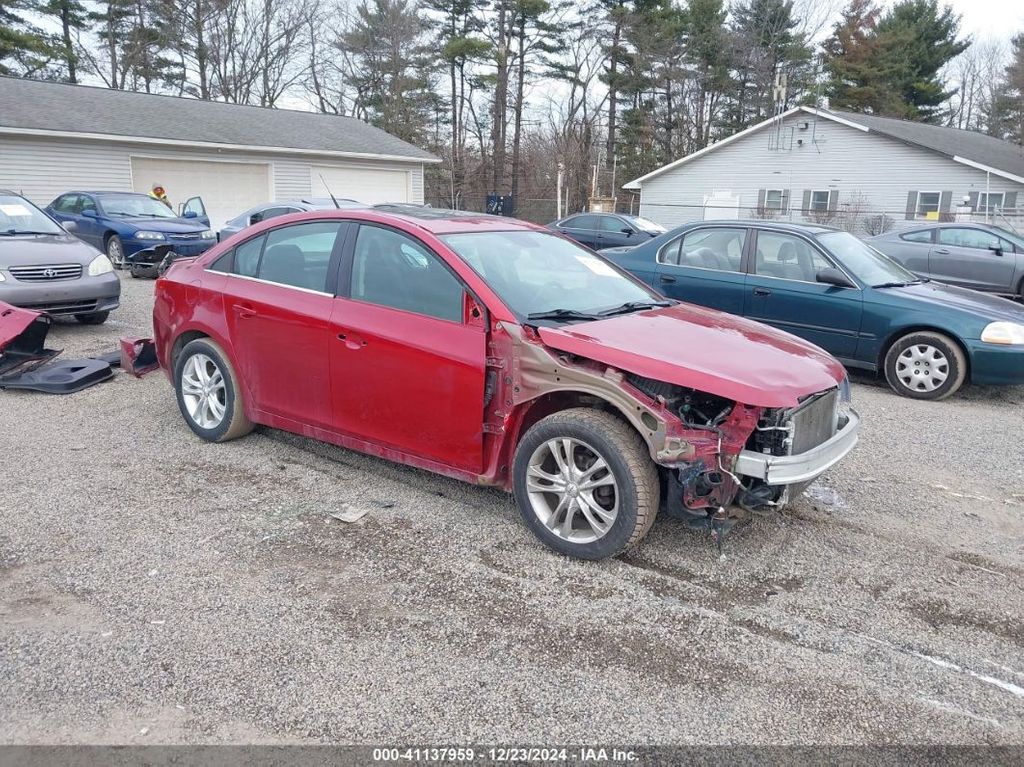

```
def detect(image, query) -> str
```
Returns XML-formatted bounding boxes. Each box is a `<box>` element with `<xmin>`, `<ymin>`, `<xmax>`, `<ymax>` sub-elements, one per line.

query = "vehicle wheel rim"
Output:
<box><xmin>895</xmin><ymin>343</ymin><xmax>949</xmax><ymax>393</ymax></box>
<box><xmin>180</xmin><ymin>353</ymin><xmax>227</xmax><ymax>429</ymax></box>
<box><xmin>108</xmin><ymin>239</ymin><xmax>123</xmax><ymax>266</ymax></box>
<box><xmin>525</xmin><ymin>437</ymin><xmax>619</xmax><ymax>544</ymax></box>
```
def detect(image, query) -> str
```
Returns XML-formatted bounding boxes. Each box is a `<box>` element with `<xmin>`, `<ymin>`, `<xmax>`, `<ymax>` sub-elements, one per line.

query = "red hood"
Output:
<box><xmin>0</xmin><ymin>302</ymin><xmax>42</xmax><ymax>351</ymax></box>
<box><xmin>538</xmin><ymin>303</ymin><xmax>847</xmax><ymax>408</ymax></box>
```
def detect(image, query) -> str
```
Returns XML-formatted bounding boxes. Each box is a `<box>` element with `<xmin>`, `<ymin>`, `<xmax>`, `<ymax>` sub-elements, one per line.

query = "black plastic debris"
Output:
<box><xmin>0</xmin><ymin>357</ymin><xmax>113</xmax><ymax>394</ymax></box>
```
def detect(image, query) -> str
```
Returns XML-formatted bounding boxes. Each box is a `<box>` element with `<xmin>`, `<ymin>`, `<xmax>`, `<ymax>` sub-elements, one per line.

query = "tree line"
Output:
<box><xmin>1</xmin><ymin>0</ymin><xmax>1023</xmax><ymax>220</ymax></box>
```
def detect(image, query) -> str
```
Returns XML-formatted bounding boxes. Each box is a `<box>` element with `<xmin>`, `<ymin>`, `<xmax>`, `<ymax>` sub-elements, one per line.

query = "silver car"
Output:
<box><xmin>870</xmin><ymin>223</ymin><xmax>1024</xmax><ymax>299</ymax></box>
<box><xmin>0</xmin><ymin>190</ymin><xmax>120</xmax><ymax>324</ymax></box>
<box><xmin>218</xmin><ymin>197</ymin><xmax>363</xmax><ymax>241</ymax></box>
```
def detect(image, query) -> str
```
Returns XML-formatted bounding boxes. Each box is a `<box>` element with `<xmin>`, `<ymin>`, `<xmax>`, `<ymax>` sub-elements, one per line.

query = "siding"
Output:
<box><xmin>636</xmin><ymin>113</ymin><xmax>1024</xmax><ymax>233</ymax></box>
<box><xmin>0</xmin><ymin>135</ymin><xmax>427</xmax><ymax>207</ymax></box>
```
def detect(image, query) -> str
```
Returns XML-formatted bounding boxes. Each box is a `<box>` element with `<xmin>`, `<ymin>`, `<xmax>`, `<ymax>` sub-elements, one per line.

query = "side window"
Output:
<box><xmin>937</xmin><ymin>228</ymin><xmax>1000</xmax><ymax>250</ymax></box>
<box><xmin>257</xmin><ymin>222</ymin><xmax>342</xmax><ymax>291</ymax></box>
<box><xmin>233</xmin><ymin>236</ymin><xmax>264</xmax><ymax>278</ymax></box>
<box><xmin>676</xmin><ymin>227</ymin><xmax>747</xmax><ymax>272</ymax></box>
<box><xmin>80</xmin><ymin>196</ymin><xmax>97</xmax><ymax>215</ymax></box>
<box><xmin>572</xmin><ymin>215</ymin><xmax>598</xmax><ymax>230</ymax></box>
<box><xmin>657</xmin><ymin>238</ymin><xmax>682</xmax><ymax>265</ymax></box>
<box><xmin>259</xmin><ymin>206</ymin><xmax>298</xmax><ymax>222</ymax></box>
<box><xmin>53</xmin><ymin>194</ymin><xmax>81</xmax><ymax>214</ymax></box>
<box><xmin>600</xmin><ymin>216</ymin><xmax>628</xmax><ymax>233</ymax></box>
<box><xmin>754</xmin><ymin>232</ymin><xmax>831</xmax><ymax>282</ymax></box>
<box><xmin>351</xmin><ymin>225</ymin><xmax>464</xmax><ymax>322</ymax></box>
<box><xmin>900</xmin><ymin>230</ymin><xmax>932</xmax><ymax>243</ymax></box>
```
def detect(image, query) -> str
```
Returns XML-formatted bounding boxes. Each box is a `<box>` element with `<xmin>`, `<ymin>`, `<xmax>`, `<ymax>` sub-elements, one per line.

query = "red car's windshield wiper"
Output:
<box><xmin>526</xmin><ymin>308</ymin><xmax>602</xmax><ymax>322</ymax></box>
<box><xmin>597</xmin><ymin>300</ymin><xmax>674</xmax><ymax>316</ymax></box>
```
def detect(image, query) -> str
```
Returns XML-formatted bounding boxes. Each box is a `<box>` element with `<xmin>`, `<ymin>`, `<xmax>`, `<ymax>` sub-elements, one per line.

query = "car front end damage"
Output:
<box><xmin>491</xmin><ymin>322</ymin><xmax>859</xmax><ymax>540</ymax></box>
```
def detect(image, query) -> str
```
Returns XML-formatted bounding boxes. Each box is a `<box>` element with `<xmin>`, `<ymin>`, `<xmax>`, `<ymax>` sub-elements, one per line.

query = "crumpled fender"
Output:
<box><xmin>119</xmin><ymin>337</ymin><xmax>159</xmax><ymax>378</ymax></box>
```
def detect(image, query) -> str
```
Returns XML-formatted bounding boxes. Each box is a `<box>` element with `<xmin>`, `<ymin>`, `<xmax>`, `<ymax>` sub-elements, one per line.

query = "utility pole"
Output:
<box><xmin>556</xmin><ymin>163</ymin><xmax>564</xmax><ymax>220</ymax></box>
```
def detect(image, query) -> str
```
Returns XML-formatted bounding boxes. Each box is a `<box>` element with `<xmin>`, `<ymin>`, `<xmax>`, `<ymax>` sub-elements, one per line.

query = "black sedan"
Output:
<box><xmin>548</xmin><ymin>212</ymin><xmax>666</xmax><ymax>250</ymax></box>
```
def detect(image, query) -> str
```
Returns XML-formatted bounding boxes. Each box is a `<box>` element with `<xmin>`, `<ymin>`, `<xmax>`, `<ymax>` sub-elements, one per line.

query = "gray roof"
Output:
<box><xmin>829</xmin><ymin>108</ymin><xmax>1024</xmax><ymax>181</ymax></box>
<box><xmin>0</xmin><ymin>76</ymin><xmax>437</xmax><ymax>162</ymax></box>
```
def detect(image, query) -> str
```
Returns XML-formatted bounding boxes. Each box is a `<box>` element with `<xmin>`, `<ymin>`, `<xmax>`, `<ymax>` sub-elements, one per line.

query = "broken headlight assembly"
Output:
<box><xmin>980</xmin><ymin>321</ymin><xmax>1024</xmax><ymax>345</ymax></box>
<box><xmin>87</xmin><ymin>254</ymin><xmax>114</xmax><ymax>276</ymax></box>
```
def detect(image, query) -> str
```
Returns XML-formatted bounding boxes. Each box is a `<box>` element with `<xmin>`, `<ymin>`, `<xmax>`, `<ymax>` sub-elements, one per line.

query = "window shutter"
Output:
<box><xmin>757</xmin><ymin>189</ymin><xmax>766</xmax><ymax>210</ymax></box>
<box><xmin>828</xmin><ymin>190</ymin><xmax>840</xmax><ymax>211</ymax></box>
<box><xmin>939</xmin><ymin>191</ymin><xmax>952</xmax><ymax>215</ymax></box>
<box><xmin>905</xmin><ymin>191</ymin><xmax>917</xmax><ymax>220</ymax></box>
<box><xmin>1005</xmin><ymin>192</ymin><xmax>1018</xmax><ymax>211</ymax></box>
<box><xmin>781</xmin><ymin>189</ymin><xmax>790</xmax><ymax>212</ymax></box>
<box><xmin>968</xmin><ymin>191</ymin><xmax>979</xmax><ymax>210</ymax></box>
<box><xmin>802</xmin><ymin>190</ymin><xmax>811</xmax><ymax>214</ymax></box>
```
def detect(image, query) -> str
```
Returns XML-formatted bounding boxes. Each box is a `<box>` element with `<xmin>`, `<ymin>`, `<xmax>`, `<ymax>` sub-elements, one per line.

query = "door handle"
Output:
<box><xmin>336</xmin><ymin>331</ymin><xmax>367</xmax><ymax>350</ymax></box>
<box><xmin>659</xmin><ymin>275</ymin><xmax>676</xmax><ymax>284</ymax></box>
<box><xmin>232</xmin><ymin>303</ymin><xmax>257</xmax><ymax>319</ymax></box>
<box><xmin>753</xmin><ymin>287</ymin><xmax>772</xmax><ymax>296</ymax></box>
<box><xmin>932</xmin><ymin>248</ymin><xmax>950</xmax><ymax>255</ymax></box>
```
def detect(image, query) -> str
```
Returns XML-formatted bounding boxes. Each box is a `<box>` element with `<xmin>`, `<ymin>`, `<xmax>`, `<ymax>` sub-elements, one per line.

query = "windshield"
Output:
<box><xmin>992</xmin><ymin>226</ymin><xmax>1024</xmax><ymax>249</ymax></box>
<box><xmin>817</xmin><ymin>231</ymin><xmax>920</xmax><ymax>287</ymax></box>
<box><xmin>441</xmin><ymin>230</ymin><xmax>663</xmax><ymax>319</ymax></box>
<box><xmin>625</xmin><ymin>216</ymin><xmax>666</xmax><ymax>233</ymax></box>
<box><xmin>100</xmin><ymin>194</ymin><xmax>177</xmax><ymax>218</ymax></box>
<box><xmin>0</xmin><ymin>194</ymin><xmax>64</xmax><ymax>235</ymax></box>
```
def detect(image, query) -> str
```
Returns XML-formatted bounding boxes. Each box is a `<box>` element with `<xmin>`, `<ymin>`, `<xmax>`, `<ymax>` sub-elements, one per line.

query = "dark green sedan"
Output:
<box><xmin>600</xmin><ymin>220</ymin><xmax>1024</xmax><ymax>400</ymax></box>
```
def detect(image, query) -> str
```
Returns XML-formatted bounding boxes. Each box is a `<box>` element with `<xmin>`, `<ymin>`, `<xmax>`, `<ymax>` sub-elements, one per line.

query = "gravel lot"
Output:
<box><xmin>1</xmin><ymin>276</ymin><xmax>1022</xmax><ymax>745</ymax></box>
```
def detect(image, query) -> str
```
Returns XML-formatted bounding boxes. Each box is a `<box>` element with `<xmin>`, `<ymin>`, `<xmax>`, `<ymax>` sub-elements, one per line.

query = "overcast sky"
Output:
<box><xmin>918</xmin><ymin>0</ymin><xmax>1023</xmax><ymax>41</ymax></box>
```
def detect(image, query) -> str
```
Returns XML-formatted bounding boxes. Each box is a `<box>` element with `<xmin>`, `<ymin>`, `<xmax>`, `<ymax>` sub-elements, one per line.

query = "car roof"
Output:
<box><xmin>687</xmin><ymin>219</ymin><xmax>839</xmax><ymax>234</ymax></box>
<box><xmin>254</xmin><ymin>208</ymin><xmax>542</xmax><ymax>235</ymax></box>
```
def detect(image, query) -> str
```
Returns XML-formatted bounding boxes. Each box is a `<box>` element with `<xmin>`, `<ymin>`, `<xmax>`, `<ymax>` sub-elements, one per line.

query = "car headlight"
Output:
<box><xmin>135</xmin><ymin>231</ymin><xmax>166</xmax><ymax>241</ymax></box>
<box><xmin>0</xmin><ymin>271</ymin><xmax>5</xmax><ymax>282</ymax></box>
<box><xmin>88</xmin><ymin>254</ymin><xmax>114</xmax><ymax>276</ymax></box>
<box><xmin>980</xmin><ymin>321</ymin><xmax>1024</xmax><ymax>345</ymax></box>
<box><xmin>199</xmin><ymin>230</ymin><xmax>215</xmax><ymax>240</ymax></box>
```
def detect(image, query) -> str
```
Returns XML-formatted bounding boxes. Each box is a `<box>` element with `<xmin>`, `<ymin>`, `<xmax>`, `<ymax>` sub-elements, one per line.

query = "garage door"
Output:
<box><xmin>311</xmin><ymin>165</ymin><xmax>409</xmax><ymax>205</ymax></box>
<box><xmin>131</xmin><ymin>157</ymin><xmax>271</xmax><ymax>229</ymax></box>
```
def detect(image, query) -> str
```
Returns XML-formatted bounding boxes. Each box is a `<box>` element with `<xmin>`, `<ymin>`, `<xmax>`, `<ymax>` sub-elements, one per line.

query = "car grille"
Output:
<box><xmin>9</xmin><ymin>264</ymin><xmax>83</xmax><ymax>282</ymax></box>
<box><xmin>167</xmin><ymin>242</ymin><xmax>211</xmax><ymax>256</ymax></box>
<box><xmin>169</xmin><ymin>233</ymin><xmax>202</xmax><ymax>240</ymax></box>
<box><xmin>18</xmin><ymin>299</ymin><xmax>98</xmax><ymax>315</ymax></box>
<box><xmin>789</xmin><ymin>389</ymin><xmax>840</xmax><ymax>455</ymax></box>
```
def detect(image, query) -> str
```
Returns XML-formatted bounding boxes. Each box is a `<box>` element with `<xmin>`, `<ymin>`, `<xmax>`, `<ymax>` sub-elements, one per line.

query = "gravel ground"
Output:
<box><xmin>1</xmin><ymin>276</ymin><xmax>1022</xmax><ymax>745</ymax></box>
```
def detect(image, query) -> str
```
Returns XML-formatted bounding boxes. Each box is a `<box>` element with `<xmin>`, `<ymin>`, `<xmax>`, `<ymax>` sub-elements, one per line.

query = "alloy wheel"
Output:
<box><xmin>524</xmin><ymin>437</ymin><xmax>619</xmax><ymax>544</ymax></box>
<box><xmin>895</xmin><ymin>343</ymin><xmax>949</xmax><ymax>393</ymax></box>
<box><xmin>107</xmin><ymin>238</ymin><xmax>124</xmax><ymax>267</ymax></box>
<box><xmin>180</xmin><ymin>353</ymin><xmax>227</xmax><ymax>429</ymax></box>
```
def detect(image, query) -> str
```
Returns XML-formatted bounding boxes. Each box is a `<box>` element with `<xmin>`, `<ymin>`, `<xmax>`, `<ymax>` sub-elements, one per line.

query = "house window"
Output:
<box><xmin>809</xmin><ymin>190</ymin><xmax>830</xmax><ymax>212</ymax></box>
<box><xmin>764</xmin><ymin>190</ymin><xmax>784</xmax><ymax>210</ymax></box>
<box><xmin>978</xmin><ymin>192</ymin><xmax>1004</xmax><ymax>213</ymax></box>
<box><xmin>916</xmin><ymin>191</ymin><xmax>941</xmax><ymax>217</ymax></box>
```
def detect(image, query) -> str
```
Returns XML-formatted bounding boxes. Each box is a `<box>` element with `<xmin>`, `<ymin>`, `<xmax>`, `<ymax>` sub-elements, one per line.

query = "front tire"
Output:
<box><xmin>512</xmin><ymin>408</ymin><xmax>659</xmax><ymax>560</ymax></box>
<box><xmin>74</xmin><ymin>311</ymin><xmax>109</xmax><ymax>325</ymax></box>
<box><xmin>173</xmin><ymin>339</ymin><xmax>253</xmax><ymax>442</ymax></box>
<box><xmin>106</xmin><ymin>234</ymin><xmax>126</xmax><ymax>269</ymax></box>
<box><xmin>883</xmin><ymin>331</ymin><xmax>967</xmax><ymax>400</ymax></box>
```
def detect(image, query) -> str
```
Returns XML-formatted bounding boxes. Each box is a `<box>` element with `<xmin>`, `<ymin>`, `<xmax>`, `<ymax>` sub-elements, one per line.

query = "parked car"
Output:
<box><xmin>549</xmin><ymin>212</ymin><xmax>667</xmax><ymax>250</ymax></box>
<box><xmin>219</xmin><ymin>197</ymin><xmax>363</xmax><ymax>241</ymax></box>
<box><xmin>601</xmin><ymin>220</ymin><xmax>1024</xmax><ymax>401</ymax></box>
<box><xmin>46</xmin><ymin>191</ymin><xmax>217</xmax><ymax>269</ymax></box>
<box><xmin>153</xmin><ymin>209</ymin><xmax>858</xmax><ymax>560</ymax></box>
<box><xmin>0</xmin><ymin>190</ymin><xmax>119</xmax><ymax>324</ymax></box>
<box><xmin>869</xmin><ymin>223</ymin><xmax>1024</xmax><ymax>299</ymax></box>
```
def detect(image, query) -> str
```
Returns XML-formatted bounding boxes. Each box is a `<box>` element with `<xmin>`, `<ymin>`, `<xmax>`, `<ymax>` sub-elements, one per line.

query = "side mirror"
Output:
<box><xmin>988</xmin><ymin>244</ymin><xmax>1004</xmax><ymax>256</ymax></box>
<box><xmin>816</xmin><ymin>267</ymin><xmax>857</xmax><ymax>289</ymax></box>
<box><xmin>62</xmin><ymin>220</ymin><xmax>78</xmax><ymax>233</ymax></box>
<box><xmin>182</xmin><ymin>210</ymin><xmax>198</xmax><ymax>219</ymax></box>
<box><xmin>249</xmin><ymin>213</ymin><xmax>263</xmax><ymax>225</ymax></box>
<box><xmin>81</xmin><ymin>209</ymin><xmax>97</xmax><ymax>218</ymax></box>
<box><xmin>621</xmin><ymin>227</ymin><xmax>634</xmax><ymax>236</ymax></box>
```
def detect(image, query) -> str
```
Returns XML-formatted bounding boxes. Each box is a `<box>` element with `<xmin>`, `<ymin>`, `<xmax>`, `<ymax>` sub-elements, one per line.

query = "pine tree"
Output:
<box><xmin>822</xmin><ymin>0</ymin><xmax>903</xmax><ymax>114</ymax></box>
<box><xmin>37</xmin><ymin>0</ymin><xmax>88</xmax><ymax>82</ymax></box>
<box><xmin>987</xmin><ymin>34</ymin><xmax>1024</xmax><ymax>144</ymax></box>
<box><xmin>0</xmin><ymin>0</ymin><xmax>56</xmax><ymax>77</ymax></box>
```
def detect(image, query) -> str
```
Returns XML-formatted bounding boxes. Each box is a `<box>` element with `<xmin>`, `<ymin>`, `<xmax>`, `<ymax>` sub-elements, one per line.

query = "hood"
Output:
<box><xmin>0</xmin><ymin>301</ymin><xmax>58</xmax><ymax>376</ymax></box>
<box><xmin>875</xmin><ymin>281</ymin><xmax>1024</xmax><ymax>324</ymax></box>
<box><xmin>537</xmin><ymin>303</ymin><xmax>847</xmax><ymax>409</ymax></box>
<box><xmin>0</xmin><ymin>233</ymin><xmax>101</xmax><ymax>267</ymax></box>
<box><xmin>114</xmin><ymin>217</ymin><xmax>208</xmax><ymax>234</ymax></box>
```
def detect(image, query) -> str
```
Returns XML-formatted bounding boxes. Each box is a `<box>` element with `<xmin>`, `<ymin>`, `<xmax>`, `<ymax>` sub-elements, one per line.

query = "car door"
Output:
<box><xmin>877</xmin><ymin>228</ymin><xmax>934</xmax><ymax>277</ymax></box>
<box><xmin>219</xmin><ymin>220</ymin><xmax>347</xmax><ymax>428</ymax></box>
<box><xmin>180</xmin><ymin>196</ymin><xmax>211</xmax><ymax>227</ymax></box>
<box><xmin>653</xmin><ymin>226</ymin><xmax>750</xmax><ymax>315</ymax></box>
<box><xmin>328</xmin><ymin>223</ymin><xmax>487</xmax><ymax>473</ymax></box>
<box><xmin>47</xmin><ymin>194</ymin><xmax>84</xmax><ymax>234</ymax></box>
<box><xmin>75</xmin><ymin>195</ymin><xmax>105</xmax><ymax>248</ymax></box>
<box><xmin>929</xmin><ymin>227</ymin><xmax>1017</xmax><ymax>293</ymax></box>
<box><xmin>744</xmin><ymin>229</ymin><xmax>863</xmax><ymax>359</ymax></box>
<box><xmin>560</xmin><ymin>215</ymin><xmax>603</xmax><ymax>249</ymax></box>
<box><xmin>598</xmin><ymin>215</ymin><xmax>636</xmax><ymax>248</ymax></box>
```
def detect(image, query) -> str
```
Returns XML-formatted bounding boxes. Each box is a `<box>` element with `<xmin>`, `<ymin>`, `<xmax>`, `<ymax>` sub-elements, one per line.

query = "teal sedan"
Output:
<box><xmin>600</xmin><ymin>220</ymin><xmax>1024</xmax><ymax>400</ymax></box>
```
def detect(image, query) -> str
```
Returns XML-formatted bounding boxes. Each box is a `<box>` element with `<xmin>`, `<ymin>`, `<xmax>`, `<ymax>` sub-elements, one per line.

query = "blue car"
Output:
<box><xmin>548</xmin><ymin>212</ymin><xmax>666</xmax><ymax>251</ymax></box>
<box><xmin>601</xmin><ymin>220</ymin><xmax>1024</xmax><ymax>400</ymax></box>
<box><xmin>46</xmin><ymin>191</ymin><xmax>216</xmax><ymax>271</ymax></box>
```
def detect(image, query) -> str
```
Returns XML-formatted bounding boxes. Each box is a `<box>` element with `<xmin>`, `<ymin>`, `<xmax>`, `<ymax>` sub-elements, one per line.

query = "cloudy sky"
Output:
<box><xmin>920</xmin><ymin>0</ymin><xmax>1022</xmax><ymax>41</ymax></box>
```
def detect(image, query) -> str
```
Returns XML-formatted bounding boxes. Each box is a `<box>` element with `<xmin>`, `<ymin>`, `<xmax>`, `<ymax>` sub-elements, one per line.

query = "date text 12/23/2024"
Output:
<box><xmin>372</xmin><ymin>747</ymin><xmax>640</xmax><ymax>762</ymax></box>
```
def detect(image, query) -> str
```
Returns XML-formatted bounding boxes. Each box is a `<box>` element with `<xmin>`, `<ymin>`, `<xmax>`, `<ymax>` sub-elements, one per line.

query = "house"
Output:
<box><xmin>0</xmin><ymin>77</ymin><xmax>438</xmax><ymax>228</ymax></box>
<box><xmin>623</xmin><ymin>106</ymin><xmax>1024</xmax><ymax>236</ymax></box>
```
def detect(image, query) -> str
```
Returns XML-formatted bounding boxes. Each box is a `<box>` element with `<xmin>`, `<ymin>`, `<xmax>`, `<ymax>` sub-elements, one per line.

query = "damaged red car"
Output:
<box><xmin>153</xmin><ymin>209</ymin><xmax>860</xmax><ymax>559</ymax></box>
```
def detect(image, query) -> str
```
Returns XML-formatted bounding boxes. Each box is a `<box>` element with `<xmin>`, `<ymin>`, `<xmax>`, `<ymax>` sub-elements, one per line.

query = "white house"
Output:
<box><xmin>624</xmin><ymin>106</ymin><xmax>1024</xmax><ymax>235</ymax></box>
<box><xmin>0</xmin><ymin>77</ymin><xmax>439</xmax><ymax>228</ymax></box>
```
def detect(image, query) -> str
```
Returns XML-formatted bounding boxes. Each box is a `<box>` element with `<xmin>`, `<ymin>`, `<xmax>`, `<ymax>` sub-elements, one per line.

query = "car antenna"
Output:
<box><xmin>318</xmin><ymin>174</ymin><xmax>340</xmax><ymax>209</ymax></box>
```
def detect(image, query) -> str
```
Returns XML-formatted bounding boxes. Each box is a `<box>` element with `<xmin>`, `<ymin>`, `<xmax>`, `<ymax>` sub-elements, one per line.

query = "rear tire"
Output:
<box><xmin>883</xmin><ymin>331</ymin><xmax>967</xmax><ymax>400</ymax></box>
<box><xmin>512</xmin><ymin>408</ymin><xmax>659</xmax><ymax>560</ymax></box>
<box><xmin>74</xmin><ymin>311</ymin><xmax>109</xmax><ymax>325</ymax></box>
<box><xmin>173</xmin><ymin>338</ymin><xmax>253</xmax><ymax>442</ymax></box>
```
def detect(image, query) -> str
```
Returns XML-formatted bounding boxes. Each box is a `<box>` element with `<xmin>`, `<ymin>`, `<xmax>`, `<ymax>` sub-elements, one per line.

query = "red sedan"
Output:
<box><xmin>153</xmin><ymin>209</ymin><xmax>859</xmax><ymax>559</ymax></box>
